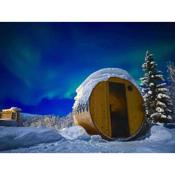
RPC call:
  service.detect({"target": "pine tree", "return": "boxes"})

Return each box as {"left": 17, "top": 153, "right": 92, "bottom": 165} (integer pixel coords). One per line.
{"left": 140, "top": 51, "right": 172, "bottom": 123}
{"left": 167, "top": 62, "right": 175, "bottom": 83}
{"left": 167, "top": 62, "right": 175, "bottom": 118}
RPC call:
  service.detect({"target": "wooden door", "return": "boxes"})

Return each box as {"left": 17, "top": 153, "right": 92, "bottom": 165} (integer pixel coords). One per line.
{"left": 108, "top": 82, "right": 130, "bottom": 138}
{"left": 90, "top": 81, "right": 111, "bottom": 137}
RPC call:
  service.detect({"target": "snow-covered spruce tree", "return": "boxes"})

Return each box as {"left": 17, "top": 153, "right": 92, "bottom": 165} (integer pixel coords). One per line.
{"left": 167, "top": 62, "right": 175, "bottom": 118}
{"left": 140, "top": 51, "right": 172, "bottom": 123}
{"left": 167, "top": 62, "right": 175, "bottom": 83}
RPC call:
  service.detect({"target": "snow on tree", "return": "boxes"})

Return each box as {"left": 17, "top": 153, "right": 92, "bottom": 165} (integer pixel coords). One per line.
{"left": 140, "top": 51, "right": 173, "bottom": 123}
{"left": 167, "top": 62, "right": 175, "bottom": 118}
{"left": 167, "top": 62, "right": 175, "bottom": 83}
{"left": 21, "top": 113, "right": 74, "bottom": 130}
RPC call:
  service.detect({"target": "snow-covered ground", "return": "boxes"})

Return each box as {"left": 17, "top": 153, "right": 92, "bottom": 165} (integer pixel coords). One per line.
{"left": 1, "top": 124, "right": 175, "bottom": 153}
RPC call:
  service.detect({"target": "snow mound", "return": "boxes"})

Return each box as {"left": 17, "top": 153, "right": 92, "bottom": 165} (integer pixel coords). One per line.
{"left": 147, "top": 125, "right": 172, "bottom": 142}
{"left": 73, "top": 68, "right": 139, "bottom": 110}
{"left": 0, "top": 126, "right": 63, "bottom": 151}
{"left": 59, "top": 126, "right": 90, "bottom": 141}
{"left": 90, "top": 135, "right": 106, "bottom": 143}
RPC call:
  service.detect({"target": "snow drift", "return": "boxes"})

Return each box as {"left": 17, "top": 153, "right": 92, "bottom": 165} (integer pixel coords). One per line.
{"left": 59, "top": 125, "right": 91, "bottom": 140}
{"left": 0, "top": 126, "right": 63, "bottom": 151}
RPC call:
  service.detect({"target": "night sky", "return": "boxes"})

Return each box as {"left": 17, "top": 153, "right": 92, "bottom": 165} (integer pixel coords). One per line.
{"left": 0, "top": 22, "right": 175, "bottom": 116}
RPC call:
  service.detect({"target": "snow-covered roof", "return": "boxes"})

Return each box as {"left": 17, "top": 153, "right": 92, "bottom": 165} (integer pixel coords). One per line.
{"left": 73, "top": 68, "right": 139, "bottom": 110}
{"left": 10, "top": 107, "right": 22, "bottom": 111}
{"left": 2, "top": 107, "right": 22, "bottom": 112}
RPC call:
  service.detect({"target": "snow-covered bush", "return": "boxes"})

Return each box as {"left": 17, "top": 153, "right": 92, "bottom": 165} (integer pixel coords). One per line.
{"left": 21, "top": 113, "right": 74, "bottom": 130}
{"left": 140, "top": 51, "right": 173, "bottom": 123}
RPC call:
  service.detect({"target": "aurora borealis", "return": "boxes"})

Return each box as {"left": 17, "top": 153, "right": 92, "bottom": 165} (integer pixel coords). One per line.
{"left": 0, "top": 22, "right": 175, "bottom": 115}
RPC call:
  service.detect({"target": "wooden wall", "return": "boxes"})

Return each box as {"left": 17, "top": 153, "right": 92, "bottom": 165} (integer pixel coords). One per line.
{"left": 73, "top": 77, "right": 145, "bottom": 140}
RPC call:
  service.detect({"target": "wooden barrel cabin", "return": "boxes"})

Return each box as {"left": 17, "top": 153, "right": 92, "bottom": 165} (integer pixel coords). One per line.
{"left": 0, "top": 107, "right": 21, "bottom": 123}
{"left": 72, "top": 68, "right": 145, "bottom": 140}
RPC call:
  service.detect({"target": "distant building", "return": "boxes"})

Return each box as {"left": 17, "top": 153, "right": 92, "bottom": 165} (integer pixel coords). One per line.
{"left": 0, "top": 107, "right": 22, "bottom": 123}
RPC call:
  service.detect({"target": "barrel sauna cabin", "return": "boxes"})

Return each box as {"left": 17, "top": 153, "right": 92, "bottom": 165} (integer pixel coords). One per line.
{"left": 73, "top": 68, "right": 145, "bottom": 140}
